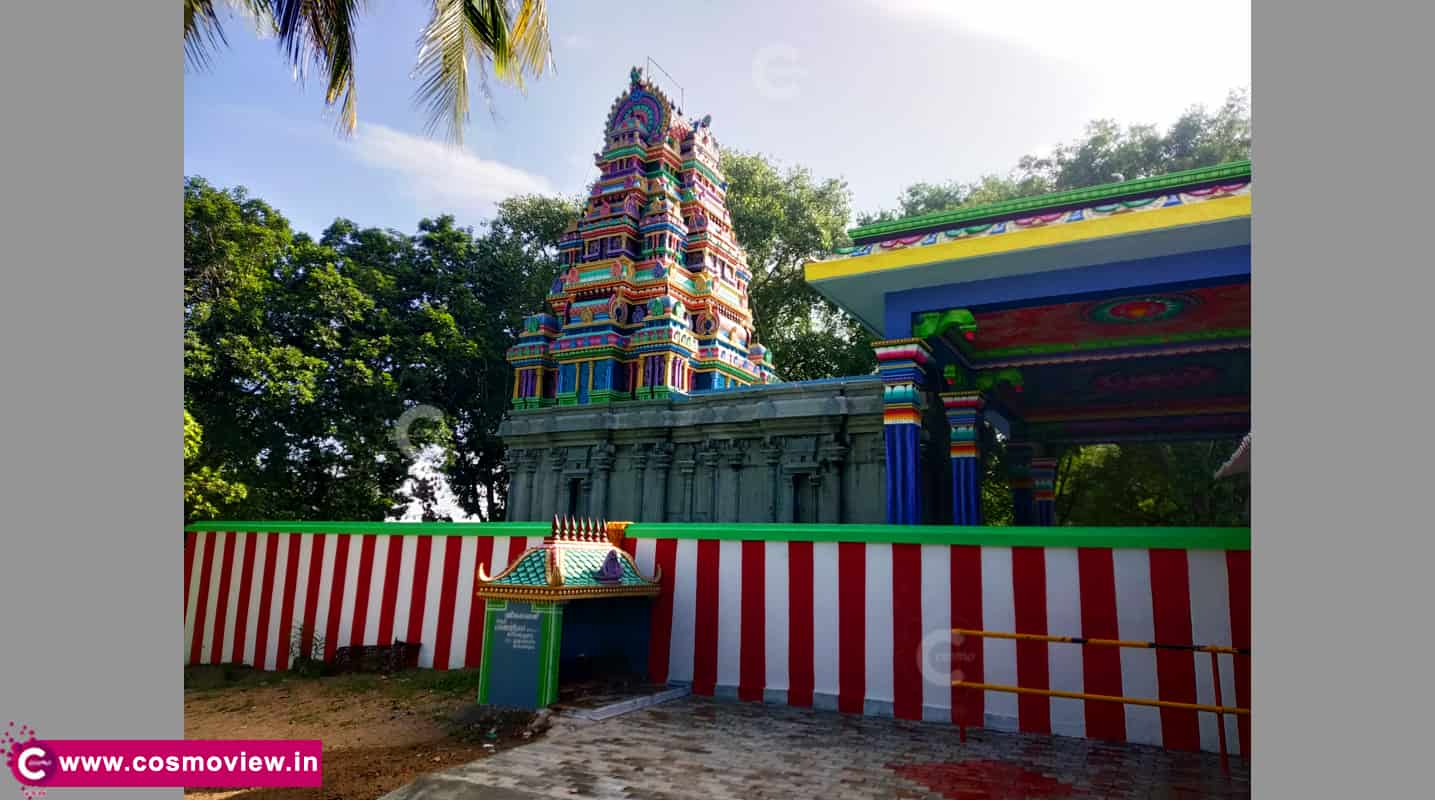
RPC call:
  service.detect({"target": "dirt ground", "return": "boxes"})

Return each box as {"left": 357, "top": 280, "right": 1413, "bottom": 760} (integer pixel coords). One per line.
{"left": 183, "top": 665, "right": 540, "bottom": 800}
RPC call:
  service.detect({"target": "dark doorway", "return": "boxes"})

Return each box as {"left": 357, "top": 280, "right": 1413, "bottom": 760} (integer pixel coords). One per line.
{"left": 557, "top": 597, "right": 654, "bottom": 703}
{"left": 567, "top": 478, "right": 583, "bottom": 517}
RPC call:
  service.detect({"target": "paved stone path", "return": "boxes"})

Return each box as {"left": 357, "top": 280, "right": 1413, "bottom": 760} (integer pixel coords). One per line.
{"left": 382, "top": 696, "right": 1250, "bottom": 800}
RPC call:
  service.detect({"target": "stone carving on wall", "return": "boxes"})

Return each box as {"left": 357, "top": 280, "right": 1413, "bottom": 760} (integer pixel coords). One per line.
{"left": 819, "top": 433, "right": 851, "bottom": 469}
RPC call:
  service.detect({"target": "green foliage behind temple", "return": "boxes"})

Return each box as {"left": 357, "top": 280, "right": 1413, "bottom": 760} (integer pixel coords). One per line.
{"left": 184, "top": 176, "right": 578, "bottom": 521}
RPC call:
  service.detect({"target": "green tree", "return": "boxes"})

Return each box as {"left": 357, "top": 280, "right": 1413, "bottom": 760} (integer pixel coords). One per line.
{"left": 721, "top": 150, "right": 876, "bottom": 382}
{"left": 980, "top": 429, "right": 1014, "bottom": 526}
{"left": 1054, "top": 442, "right": 1248, "bottom": 526}
{"left": 186, "top": 177, "right": 419, "bottom": 520}
{"left": 183, "top": 0, "right": 552, "bottom": 143}
{"left": 186, "top": 175, "right": 578, "bottom": 521}
{"left": 860, "top": 88, "right": 1251, "bottom": 224}
{"left": 184, "top": 409, "right": 248, "bottom": 522}
{"left": 309, "top": 195, "right": 579, "bottom": 519}
{"left": 1017, "top": 89, "right": 1250, "bottom": 192}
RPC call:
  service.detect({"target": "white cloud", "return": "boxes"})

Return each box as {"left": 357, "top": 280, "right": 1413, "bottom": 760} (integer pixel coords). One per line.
{"left": 871, "top": 0, "right": 1249, "bottom": 65}
{"left": 344, "top": 122, "right": 556, "bottom": 217}
{"left": 866, "top": 0, "right": 1250, "bottom": 122}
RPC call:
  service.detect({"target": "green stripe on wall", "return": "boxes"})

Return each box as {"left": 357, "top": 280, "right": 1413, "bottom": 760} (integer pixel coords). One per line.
{"left": 184, "top": 521, "right": 552, "bottom": 536}
{"left": 183, "top": 521, "right": 1249, "bottom": 550}
{"left": 624, "top": 523, "right": 1250, "bottom": 551}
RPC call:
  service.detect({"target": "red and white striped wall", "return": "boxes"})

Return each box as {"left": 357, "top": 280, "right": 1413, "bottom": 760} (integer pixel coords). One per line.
{"left": 182, "top": 531, "right": 531, "bottom": 672}
{"left": 183, "top": 530, "right": 1249, "bottom": 755}
{"left": 630, "top": 540, "right": 1250, "bottom": 756}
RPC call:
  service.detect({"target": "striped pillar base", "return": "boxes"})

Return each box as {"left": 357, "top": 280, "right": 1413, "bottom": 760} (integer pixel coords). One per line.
{"left": 942, "top": 391, "right": 985, "bottom": 526}
{"left": 1031, "top": 457, "right": 1058, "bottom": 527}
{"left": 873, "top": 339, "right": 933, "bottom": 526}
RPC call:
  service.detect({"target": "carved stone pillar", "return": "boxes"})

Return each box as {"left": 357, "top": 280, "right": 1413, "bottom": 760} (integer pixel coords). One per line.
{"left": 805, "top": 472, "right": 823, "bottom": 524}
{"left": 762, "top": 437, "right": 783, "bottom": 523}
{"left": 521, "top": 450, "right": 541, "bottom": 521}
{"left": 677, "top": 454, "right": 697, "bottom": 522}
{"left": 652, "top": 442, "right": 674, "bottom": 522}
{"left": 698, "top": 443, "right": 721, "bottom": 522}
{"left": 505, "top": 448, "right": 527, "bottom": 522}
{"left": 549, "top": 447, "right": 567, "bottom": 518}
{"left": 818, "top": 434, "right": 850, "bottom": 524}
{"left": 719, "top": 441, "right": 746, "bottom": 521}
{"left": 579, "top": 476, "right": 594, "bottom": 517}
{"left": 633, "top": 443, "right": 650, "bottom": 521}
{"left": 589, "top": 442, "right": 615, "bottom": 520}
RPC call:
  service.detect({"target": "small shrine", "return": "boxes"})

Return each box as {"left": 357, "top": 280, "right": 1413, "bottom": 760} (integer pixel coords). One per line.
{"left": 506, "top": 67, "right": 776, "bottom": 409}
{"left": 475, "top": 516, "right": 661, "bottom": 710}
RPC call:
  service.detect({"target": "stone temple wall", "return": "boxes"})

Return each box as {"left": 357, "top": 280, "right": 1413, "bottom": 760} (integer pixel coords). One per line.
{"left": 498, "top": 377, "right": 891, "bottom": 523}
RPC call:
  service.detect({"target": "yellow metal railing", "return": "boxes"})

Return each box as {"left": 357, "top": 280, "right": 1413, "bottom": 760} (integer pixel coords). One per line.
{"left": 950, "top": 628, "right": 1250, "bottom": 772}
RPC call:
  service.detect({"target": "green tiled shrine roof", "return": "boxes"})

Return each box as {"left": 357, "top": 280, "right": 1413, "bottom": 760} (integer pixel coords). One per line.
{"left": 477, "top": 517, "right": 662, "bottom": 600}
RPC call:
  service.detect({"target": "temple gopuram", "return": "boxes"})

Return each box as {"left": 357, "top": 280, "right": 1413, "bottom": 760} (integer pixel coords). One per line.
{"left": 500, "top": 70, "right": 887, "bottom": 524}
{"left": 507, "top": 66, "right": 775, "bottom": 409}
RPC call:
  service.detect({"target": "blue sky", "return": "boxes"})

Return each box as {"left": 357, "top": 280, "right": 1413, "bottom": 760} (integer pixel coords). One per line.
{"left": 184, "top": 0, "right": 1251, "bottom": 238}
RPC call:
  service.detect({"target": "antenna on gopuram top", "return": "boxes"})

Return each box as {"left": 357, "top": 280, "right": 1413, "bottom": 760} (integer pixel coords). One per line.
{"left": 644, "top": 56, "right": 686, "bottom": 116}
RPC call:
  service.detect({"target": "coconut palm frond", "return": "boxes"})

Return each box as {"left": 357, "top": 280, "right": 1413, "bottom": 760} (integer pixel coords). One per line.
{"left": 414, "top": 0, "right": 480, "bottom": 144}
{"left": 184, "top": 0, "right": 230, "bottom": 70}
{"left": 190, "top": 0, "right": 550, "bottom": 143}
{"left": 185, "top": 0, "right": 276, "bottom": 70}
{"left": 271, "top": 0, "right": 363, "bottom": 135}
{"left": 500, "top": 0, "right": 552, "bottom": 89}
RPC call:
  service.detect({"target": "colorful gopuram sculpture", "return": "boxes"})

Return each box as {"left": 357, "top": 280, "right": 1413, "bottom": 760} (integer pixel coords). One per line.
{"left": 507, "top": 68, "right": 777, "bottom": 409}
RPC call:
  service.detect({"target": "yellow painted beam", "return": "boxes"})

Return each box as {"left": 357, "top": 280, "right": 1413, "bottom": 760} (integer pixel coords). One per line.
{"left": 805, "top": 195, "right": 1251, "bottom": 283}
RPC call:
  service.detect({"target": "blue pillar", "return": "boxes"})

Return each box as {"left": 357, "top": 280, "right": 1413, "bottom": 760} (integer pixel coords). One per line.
{"left": 941, "top": 391, "right": 984, "bottom": 525}
{"left": 873, "top": 339, "right": 933, "bottom": 525}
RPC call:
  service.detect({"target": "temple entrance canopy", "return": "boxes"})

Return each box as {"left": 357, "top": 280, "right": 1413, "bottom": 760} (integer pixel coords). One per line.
{"left": 804, "top": 162, "right": 1251, "bottom": 525}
